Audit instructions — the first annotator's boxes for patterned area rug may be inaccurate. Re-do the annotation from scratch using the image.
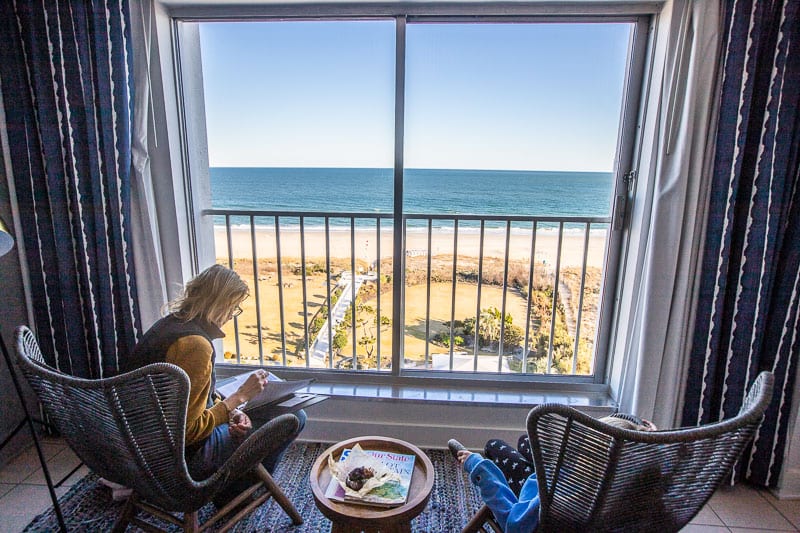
[24,442,484,532]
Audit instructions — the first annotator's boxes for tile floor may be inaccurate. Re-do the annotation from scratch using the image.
[0,437,799,532]
[0,437,88,532]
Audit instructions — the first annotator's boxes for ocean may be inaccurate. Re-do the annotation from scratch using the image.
[209,167,613,230]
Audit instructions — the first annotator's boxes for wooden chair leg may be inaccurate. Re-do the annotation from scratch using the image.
[462,504,496,533]
[112,493,138,533]
[255,464,303,525]
[183,510,199,532]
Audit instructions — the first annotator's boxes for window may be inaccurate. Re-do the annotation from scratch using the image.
[197,20,396,368]
[176,10,648,385]
[401,22,629,375]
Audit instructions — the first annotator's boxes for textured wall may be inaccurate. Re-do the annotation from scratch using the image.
[0,137,36,466]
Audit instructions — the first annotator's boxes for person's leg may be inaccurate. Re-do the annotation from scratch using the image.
[263,409,305,473]
[245,409,306,473]
[517,434,533,463]
[186,410,306,508]
[185,424,255,508]
[185,424,237,482]
[484,437,534,495]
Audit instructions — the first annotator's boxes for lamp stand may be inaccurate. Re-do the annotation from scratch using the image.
[0,331,67,532]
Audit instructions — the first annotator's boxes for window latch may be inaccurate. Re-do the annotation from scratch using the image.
[623,170,637,188]
[612,170,637,231]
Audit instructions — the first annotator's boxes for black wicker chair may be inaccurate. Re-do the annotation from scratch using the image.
[14,325,303,532]
[463,371,774,533]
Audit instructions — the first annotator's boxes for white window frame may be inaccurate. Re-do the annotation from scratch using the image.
[151,1,663,399]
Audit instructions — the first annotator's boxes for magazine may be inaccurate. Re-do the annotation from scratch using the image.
[324,448,416,507]
[216,370,316,412]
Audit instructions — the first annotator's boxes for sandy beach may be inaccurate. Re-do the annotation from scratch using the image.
[214,226,607,267]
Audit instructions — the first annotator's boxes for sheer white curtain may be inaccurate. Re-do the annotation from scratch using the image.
[129,0,215,333]
[129,0,166,330]
[611,0,722,429]
[129,0,183,330]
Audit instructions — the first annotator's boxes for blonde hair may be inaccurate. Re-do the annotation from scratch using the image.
[168,264,249,326]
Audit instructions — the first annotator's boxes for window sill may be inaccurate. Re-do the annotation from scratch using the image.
[216,364,615,411]
[301,381,614,449]
[217,366,616,448]
[305,381,615,411]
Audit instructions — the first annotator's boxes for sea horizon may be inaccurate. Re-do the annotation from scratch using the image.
[210,167,614,231]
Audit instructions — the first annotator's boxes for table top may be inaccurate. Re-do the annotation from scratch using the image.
[309,436,435,524]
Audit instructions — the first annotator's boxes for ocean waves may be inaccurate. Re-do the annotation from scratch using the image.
[209,167,615,221]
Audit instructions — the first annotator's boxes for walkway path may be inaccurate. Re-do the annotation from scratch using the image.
[309,271,376,366]
[559,280,576,337]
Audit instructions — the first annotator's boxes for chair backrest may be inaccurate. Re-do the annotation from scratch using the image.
[14,326,205,510]
[527,371,774,533]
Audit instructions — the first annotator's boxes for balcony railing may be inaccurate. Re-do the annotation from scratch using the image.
[205,209,610,378]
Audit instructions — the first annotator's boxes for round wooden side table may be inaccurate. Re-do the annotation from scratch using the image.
[309,436,435,533]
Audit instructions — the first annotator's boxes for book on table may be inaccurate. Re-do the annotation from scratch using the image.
[215,369,326,414]
[324,448,416,507]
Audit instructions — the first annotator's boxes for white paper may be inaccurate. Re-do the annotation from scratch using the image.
[328,444,401,498]
[216,369,281,399]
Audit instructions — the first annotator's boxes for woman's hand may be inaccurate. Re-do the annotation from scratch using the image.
[236,370,268,401]
[228,408,252,441]
[221,370,269,411]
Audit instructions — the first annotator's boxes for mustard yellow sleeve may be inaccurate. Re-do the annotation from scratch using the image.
[165,336,229,445]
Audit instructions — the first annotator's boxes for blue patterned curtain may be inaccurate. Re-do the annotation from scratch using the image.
[683,0,800,486]
[0,1,140,378]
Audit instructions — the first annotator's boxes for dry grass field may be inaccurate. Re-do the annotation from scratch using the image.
[220,254,601,373]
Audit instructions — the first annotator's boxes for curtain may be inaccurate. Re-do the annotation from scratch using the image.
[682,0,800,487]
[129,0,168,329]
[0,1,140,378]
[613,0,722,430]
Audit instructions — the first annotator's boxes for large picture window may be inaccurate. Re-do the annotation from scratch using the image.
[179,13,647,384]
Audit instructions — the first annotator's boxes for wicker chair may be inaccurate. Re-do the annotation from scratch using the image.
[463,371,774,533]
[14,325,303,532]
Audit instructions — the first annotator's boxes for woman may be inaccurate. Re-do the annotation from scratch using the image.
[123,264,305,504]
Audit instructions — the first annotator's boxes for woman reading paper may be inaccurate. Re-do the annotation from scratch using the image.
[123,264,306,506]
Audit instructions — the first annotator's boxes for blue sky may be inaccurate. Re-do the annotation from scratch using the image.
[199,20,630,172]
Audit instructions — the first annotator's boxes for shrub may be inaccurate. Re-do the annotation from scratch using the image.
[332,327,348,352]
[503,323,524,349]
